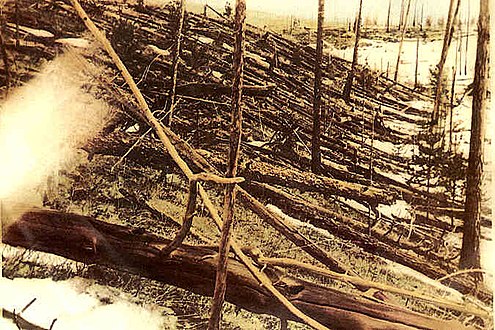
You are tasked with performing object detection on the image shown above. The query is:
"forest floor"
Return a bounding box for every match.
[0,0,492,329]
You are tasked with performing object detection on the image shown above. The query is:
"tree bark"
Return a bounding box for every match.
[311,0,325,174]
[459,0,489,274]
[208,0,246,328]
[343,0,363,102]
[2,209,473,330]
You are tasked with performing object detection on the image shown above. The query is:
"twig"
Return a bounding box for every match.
[68,3,329,330]
[161,178,198,255]
[20,298,36,314]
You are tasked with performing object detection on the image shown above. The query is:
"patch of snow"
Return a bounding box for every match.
[246,140,268,148]
[197,36,214,44]
[55,38,90,49]
[377,199,413,220]
[266,204,332,238]
[125,124,140,133]
[374,167,411,185]
[0,277,176,330]
[7,23,54,38]
[212,71,223,79]
[337,197,369,214]
[384,260,465,303]
[146,44,171,57]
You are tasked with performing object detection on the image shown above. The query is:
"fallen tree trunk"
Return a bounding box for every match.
[242,160,395,207]
[246,181,493,303]
[2,209,471,330]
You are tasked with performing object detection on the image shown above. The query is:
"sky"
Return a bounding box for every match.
[196,0,480,24]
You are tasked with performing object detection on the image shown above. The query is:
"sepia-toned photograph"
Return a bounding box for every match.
[0,0,492,329]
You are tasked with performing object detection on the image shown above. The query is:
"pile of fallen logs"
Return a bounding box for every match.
[1,0,491,327]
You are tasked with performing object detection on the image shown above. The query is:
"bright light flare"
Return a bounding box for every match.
[0,53,109,202]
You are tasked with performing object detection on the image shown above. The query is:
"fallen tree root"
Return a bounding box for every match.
[2,209,474,330]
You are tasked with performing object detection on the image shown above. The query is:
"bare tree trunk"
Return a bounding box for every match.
[386,0,391,32]
[0,26,11,92]
[399,0,405,30]
[394,0,411,81]
[414,22,420,88]
[208,0,246,328]
[459,0,489,276]
[431,0,461,125]
[343,0,363,102]
[311,0,325,173]
[465,0,470,75]
[166,0,186,127]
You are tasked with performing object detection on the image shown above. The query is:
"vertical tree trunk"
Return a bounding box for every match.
[399,0,405,30]
[386,0,391,32]
[431,0,461,125]
[414,20,420,88]
[208,0,246,328]
[459,0,489,275]
[342,0,362,102]
[394,0,411,81]
[465,0,470,75]
[166,0,186,127]
[0,25,11,92]
[311,0,325,174]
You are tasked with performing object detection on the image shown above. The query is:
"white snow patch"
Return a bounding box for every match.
[266,204,331,238]
[0,277,175,330]
[374,167,411,185]
[377,199,413,220]
[7,24,54,38]
[212,71,223,79]
[384,260,465,303]
[246,140,268,148]
[337,197,369,214]
[55,38,90,48]
[197,36,214,44]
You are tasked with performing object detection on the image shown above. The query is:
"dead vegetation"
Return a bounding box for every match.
[0,0,492,329]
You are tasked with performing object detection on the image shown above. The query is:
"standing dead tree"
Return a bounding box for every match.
[431,0,462,126]
[386,0,391,33]
[311,0,325,173]
[459,0,489,276]
[342,0,363,102]
[394,0,411,81]
[167,0,186,127]
[0,25,11,93]
[208,0,246,327]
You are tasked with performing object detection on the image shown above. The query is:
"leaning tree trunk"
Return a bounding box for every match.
[342,0,363,102]
[459,0,489,275]
[394,0,411,81]
[208,0,246,328]
[311,0,325,173]
[431,0,462,125]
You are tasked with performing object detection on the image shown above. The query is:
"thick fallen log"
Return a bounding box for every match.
[2,209,472,330]
[242,160,395,207]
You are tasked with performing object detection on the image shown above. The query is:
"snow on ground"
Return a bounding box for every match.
[376,199,413,221]
[6,23,54,38]
[266,204,332,239]
[374,167,411,185]
[336,197,370,214]
[0,277,176,330]
[384,259,465,303]
[55,38,91,49]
